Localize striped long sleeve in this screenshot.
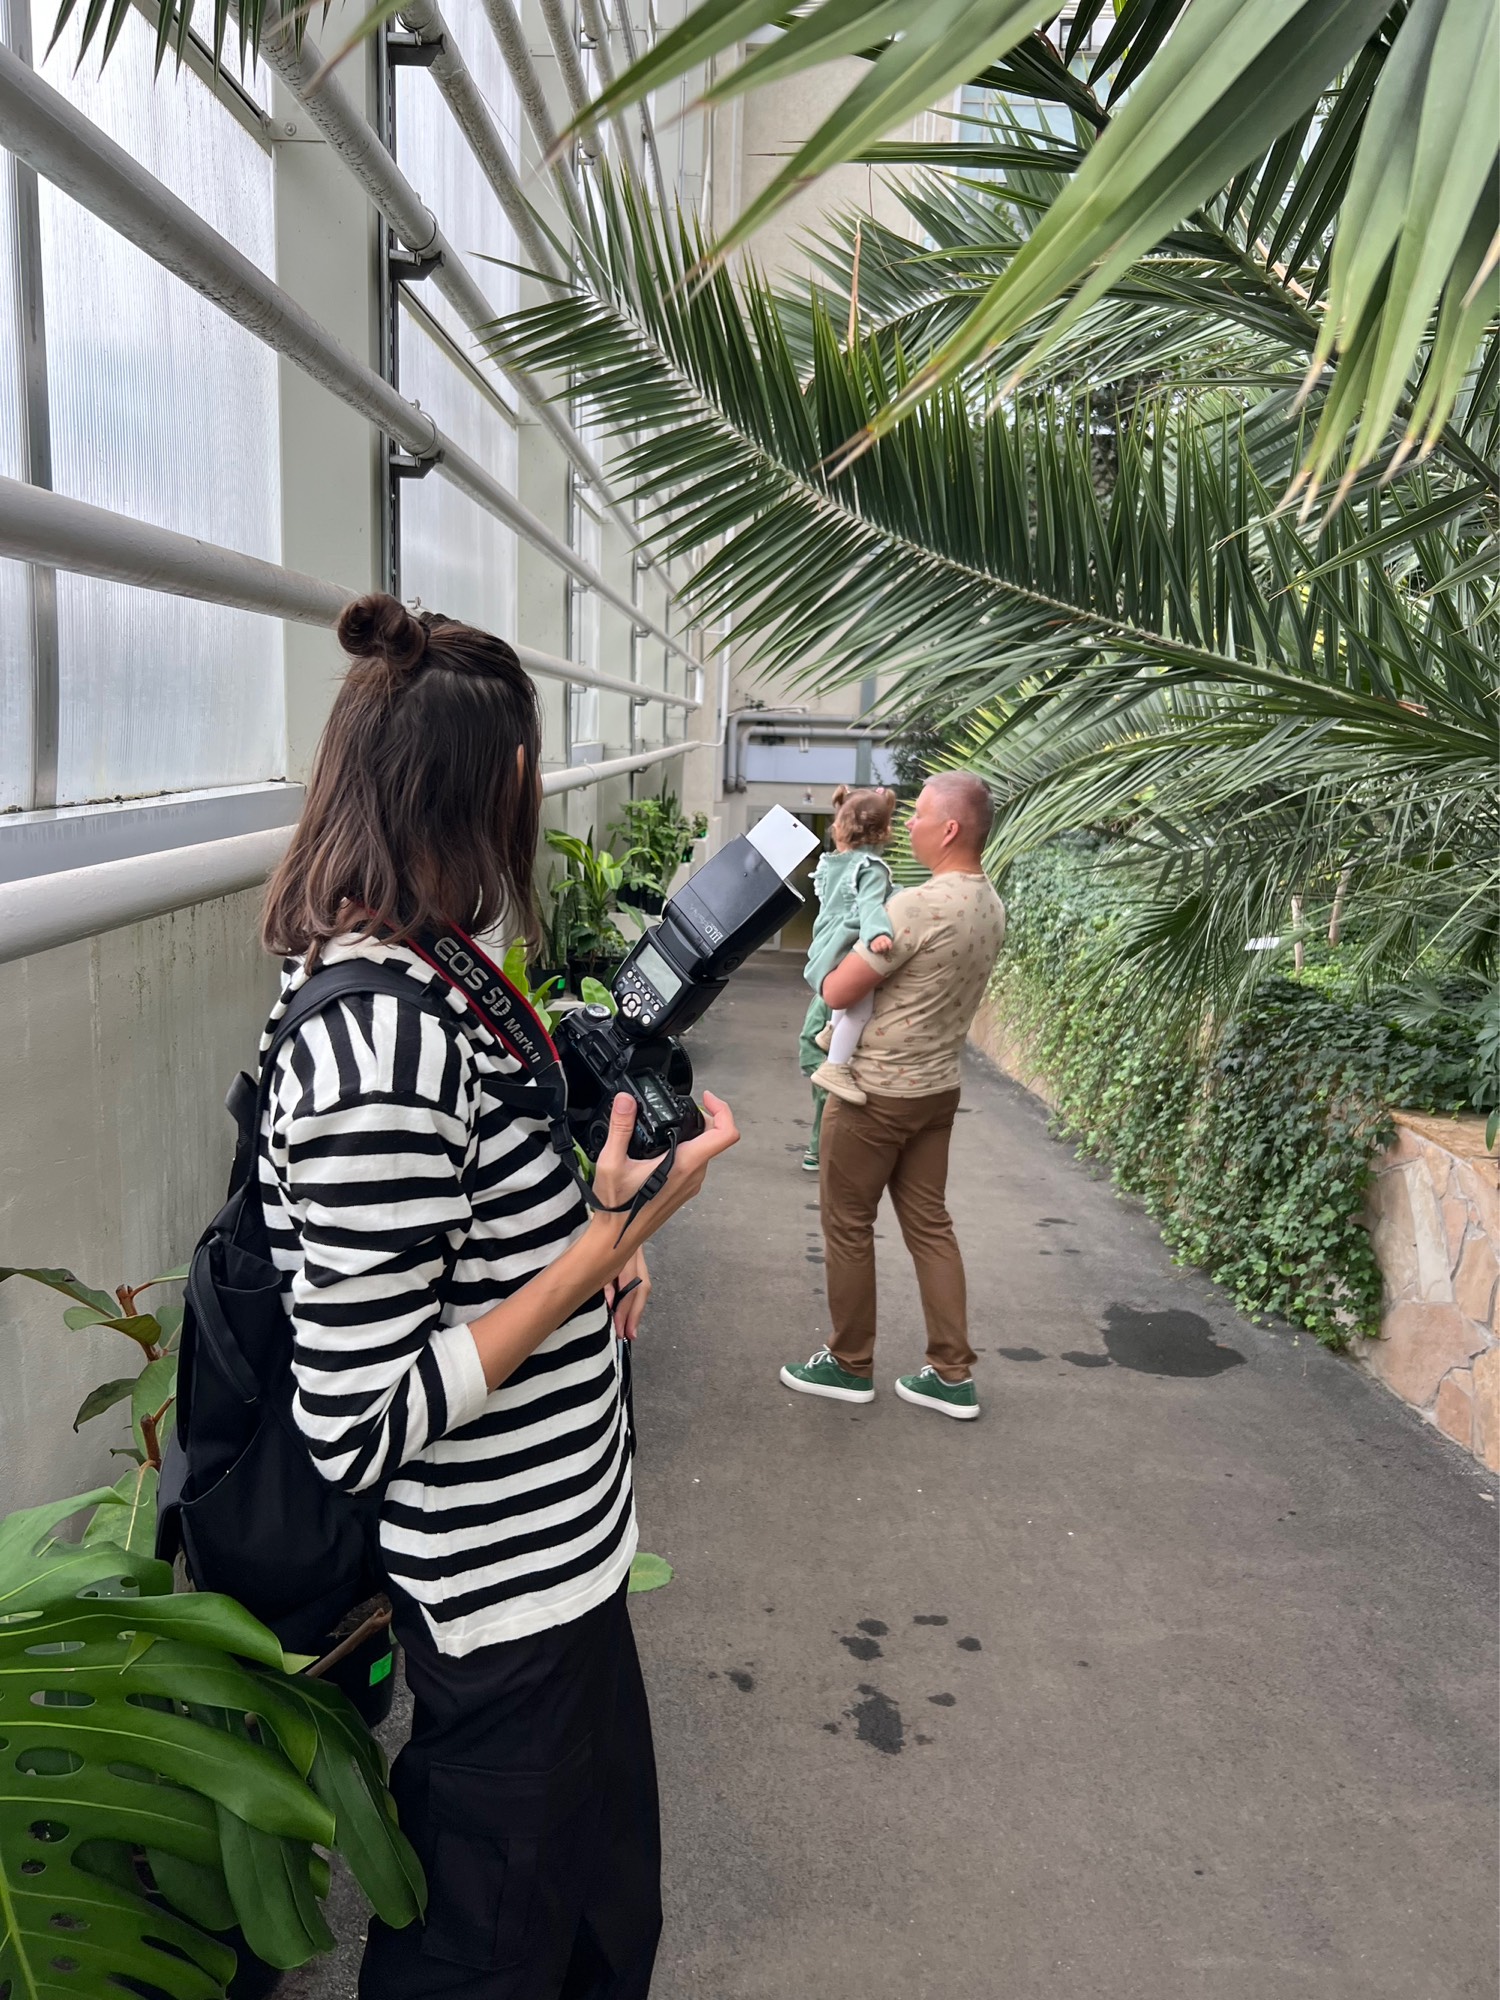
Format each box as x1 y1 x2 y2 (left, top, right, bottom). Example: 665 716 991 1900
257 936 636 1657
267 990 492 1493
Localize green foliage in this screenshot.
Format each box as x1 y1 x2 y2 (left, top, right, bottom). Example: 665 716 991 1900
502 942 564 1032
0 1278 425 1991
993 842 1480 1348
542 829 628 977
0 1491 423 1995
560 0 1500 492
609 791 702 903
485 175 1496 1017
627 1553 673 1594
1 1264 186 1465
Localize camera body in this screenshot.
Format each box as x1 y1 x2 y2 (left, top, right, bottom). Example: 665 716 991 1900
555 813 814 1159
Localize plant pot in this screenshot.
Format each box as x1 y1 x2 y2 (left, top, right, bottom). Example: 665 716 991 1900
567 952 626 994
620 887 665 916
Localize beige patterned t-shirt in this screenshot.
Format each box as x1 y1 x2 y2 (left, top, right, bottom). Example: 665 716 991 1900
849 871 1007 1097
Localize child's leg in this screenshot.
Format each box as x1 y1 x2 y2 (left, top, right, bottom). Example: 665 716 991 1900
827 990 875 1066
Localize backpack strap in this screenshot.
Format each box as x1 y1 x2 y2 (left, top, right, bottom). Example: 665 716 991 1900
228 962 486 1209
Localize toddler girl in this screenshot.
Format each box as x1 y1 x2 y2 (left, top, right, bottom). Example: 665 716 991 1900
804 784 897 1106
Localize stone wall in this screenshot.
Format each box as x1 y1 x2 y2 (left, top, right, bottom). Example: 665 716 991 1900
1356 1114 1499 1470
968 995 1500 1469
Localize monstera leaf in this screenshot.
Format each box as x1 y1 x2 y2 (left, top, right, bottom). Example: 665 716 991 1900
0 1492 424 1993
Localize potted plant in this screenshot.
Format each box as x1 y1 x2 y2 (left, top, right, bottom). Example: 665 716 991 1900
610 792 704 915
542 830 629 991
0 1265 426 1997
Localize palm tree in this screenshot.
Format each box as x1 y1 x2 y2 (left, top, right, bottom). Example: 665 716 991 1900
578 0 1500 499
480 163 1496 1049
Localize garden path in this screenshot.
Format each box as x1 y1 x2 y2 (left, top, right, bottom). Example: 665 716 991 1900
290 952 1498 2000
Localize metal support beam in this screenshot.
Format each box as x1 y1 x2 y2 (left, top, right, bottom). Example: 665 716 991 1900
0 43 696 666
0 741 706 963
392 0 666 576
0 476 699 711
255 7 629 528
612 0 666 204
578 0 639 179
0 475 350 623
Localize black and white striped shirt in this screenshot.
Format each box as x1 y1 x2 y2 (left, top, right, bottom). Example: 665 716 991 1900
257 934 635 1657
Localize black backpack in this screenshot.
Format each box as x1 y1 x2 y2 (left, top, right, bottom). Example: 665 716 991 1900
157 963 463 1711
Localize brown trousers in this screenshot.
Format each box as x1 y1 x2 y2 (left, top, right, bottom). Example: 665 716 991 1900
820 1087 974 1383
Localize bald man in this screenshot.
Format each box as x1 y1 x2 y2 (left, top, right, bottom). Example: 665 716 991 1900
781 775 1006 1419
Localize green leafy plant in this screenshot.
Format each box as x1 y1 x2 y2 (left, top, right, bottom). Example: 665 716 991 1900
502 942 564 1031
1 1264 187 1476
0 1487 423 1995
988 841 1484 1347
543 830 629 984
484 171 1496 1027
609 791 702 907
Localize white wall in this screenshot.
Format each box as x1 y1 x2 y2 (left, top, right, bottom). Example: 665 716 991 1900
0 889 276 1512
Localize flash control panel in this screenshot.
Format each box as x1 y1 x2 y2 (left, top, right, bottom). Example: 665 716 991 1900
616 962 668 1031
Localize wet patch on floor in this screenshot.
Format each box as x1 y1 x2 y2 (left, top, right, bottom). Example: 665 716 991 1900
1062 1350 1111 1369
847 1685 904 1755
840 1633 883 1662
928 1692 956 1707
1102 1304 1246 1377
913 1614 948 1625
727 1670 755 1692
857 1619 888 1637
956 1636 982 1652
999 1346 1046 1362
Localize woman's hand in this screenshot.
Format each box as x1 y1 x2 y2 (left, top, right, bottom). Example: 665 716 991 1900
586 1091 739 1274
606 1249 650 1342
463 1092 737 1395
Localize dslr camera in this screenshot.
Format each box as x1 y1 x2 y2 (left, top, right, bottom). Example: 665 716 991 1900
554 806 819 1159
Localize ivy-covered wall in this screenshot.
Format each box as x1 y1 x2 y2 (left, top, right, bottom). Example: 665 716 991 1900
980 843 1478 1349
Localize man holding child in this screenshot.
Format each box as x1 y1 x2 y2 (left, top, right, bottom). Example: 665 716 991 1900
782 773 1006 1420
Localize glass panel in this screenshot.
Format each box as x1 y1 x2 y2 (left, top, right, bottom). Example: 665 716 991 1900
33 6 284 802
399 314 518 638
0 140 32 809
395 0 520 368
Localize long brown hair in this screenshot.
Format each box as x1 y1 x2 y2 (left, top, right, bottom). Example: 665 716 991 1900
263 594 543 958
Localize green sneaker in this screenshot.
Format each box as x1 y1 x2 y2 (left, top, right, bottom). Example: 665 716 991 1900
780 1347 874 1404
801 1146 820 1172
894 1366 979 1420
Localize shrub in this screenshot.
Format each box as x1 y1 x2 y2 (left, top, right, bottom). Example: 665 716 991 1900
991 843 1476 1347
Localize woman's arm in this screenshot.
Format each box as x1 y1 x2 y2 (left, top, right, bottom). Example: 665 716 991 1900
464 1091 736 1390
279 999 736 1483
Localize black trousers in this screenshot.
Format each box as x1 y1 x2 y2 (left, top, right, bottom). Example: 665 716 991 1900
360 1581 661 2000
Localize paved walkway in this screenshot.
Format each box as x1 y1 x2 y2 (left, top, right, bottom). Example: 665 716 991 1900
292 954 1498 2000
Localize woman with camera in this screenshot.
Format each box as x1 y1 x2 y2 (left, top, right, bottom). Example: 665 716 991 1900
258 592 738 1999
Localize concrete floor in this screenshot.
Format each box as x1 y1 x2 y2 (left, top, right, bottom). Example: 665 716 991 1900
289 953 1499 2000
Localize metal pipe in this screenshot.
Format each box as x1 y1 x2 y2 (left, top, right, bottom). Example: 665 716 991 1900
0 477 693 708
469 0 579 208
577 0 638 178
534 0 599 153
542 738 701 795
395 0 665 576
611 0 666 205
0 826 294 965
726 711 888 791
0 474 698 709
0 475 351 623
259 7 624 519
0 44 694 664
0 741 707 963
407 29 565 280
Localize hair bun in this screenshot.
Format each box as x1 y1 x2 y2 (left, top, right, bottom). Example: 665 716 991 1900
831 784 851 808
337 592 429 674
